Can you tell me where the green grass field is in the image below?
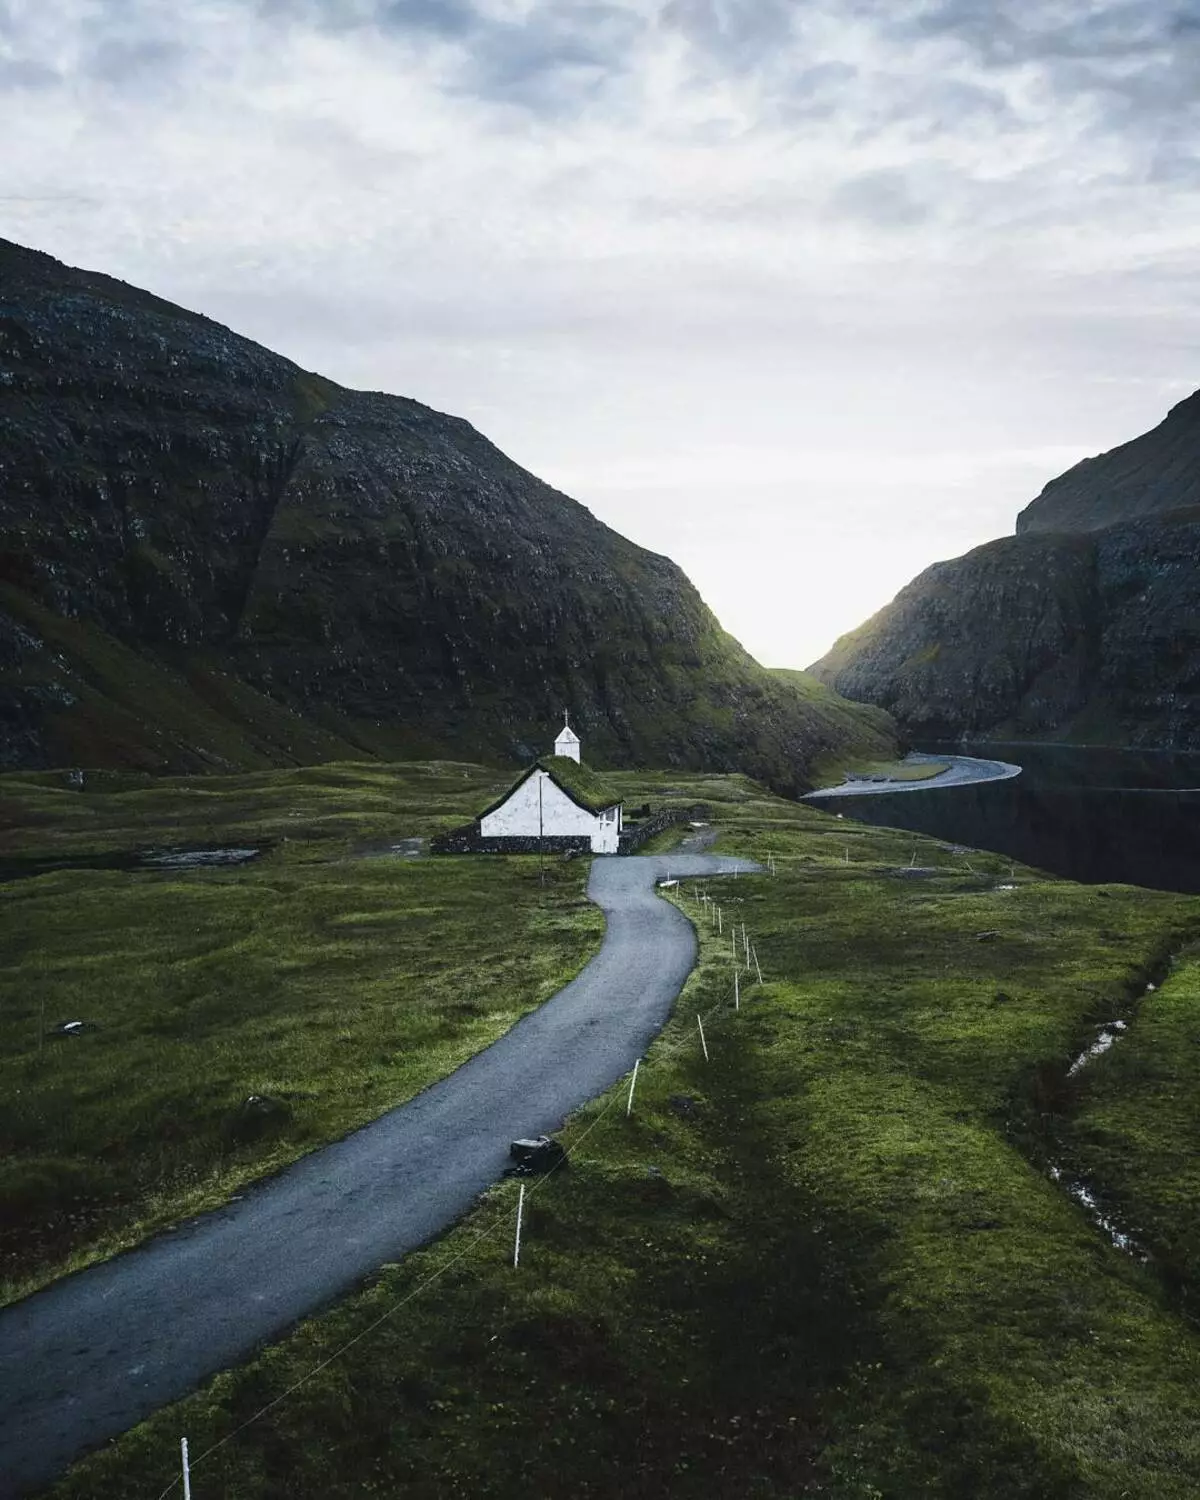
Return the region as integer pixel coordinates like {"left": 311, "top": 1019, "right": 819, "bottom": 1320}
{"left": 0, "top": 759, "right": 510, "bottom": 865}
{"left": 33, "top": 769, "right": 1200, "bottom": 1499}
{"left": 0, "top": 762, "right": 601, "bottom": 1304}
{"left": 1065, "top": 946, "right": 1200, "bottom": 1309}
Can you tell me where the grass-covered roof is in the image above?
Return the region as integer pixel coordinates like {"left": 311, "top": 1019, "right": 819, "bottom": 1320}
{"left": 476, "top": 756, "right": 621, "bottom": 821}
{"left": 535, "top": 756, "right": 621, "bottom": 814}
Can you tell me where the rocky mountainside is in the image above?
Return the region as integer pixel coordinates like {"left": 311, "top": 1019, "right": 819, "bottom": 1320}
{"left": 1017, "top": 388, "right": 1200, "bottom": 534}
{"left": 0, "top": 238, "right": 894, "bottom": 790}
{"left": 810, "top": 397, "right": 1200, "bottom": 750}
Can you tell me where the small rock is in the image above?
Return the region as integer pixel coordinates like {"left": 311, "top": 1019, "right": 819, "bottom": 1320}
{"left": 54, "top": 1019, "right": 97, "bottom": 1036}
{"left": 505, "top": 1136, "right": 567, "bottom": 1176}
{"left": 975, "top": 930, "right": 1002, "bottom": 942}
{"left": 227, "top": 1094, "right": 292, "bottom": 1145}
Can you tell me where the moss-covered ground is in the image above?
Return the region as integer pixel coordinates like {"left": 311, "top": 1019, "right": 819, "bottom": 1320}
{"left": 33, "top": 770, "right": 1200, "bottom": 1499}
{"left": 0, "top": 759, "right": 510, "bottom": 865}
{"left": 0, "top": 762, "right": 600, "bottom": 1304}
{"left": 1065, "top": 945, "right": 1200, "bottom": 1316}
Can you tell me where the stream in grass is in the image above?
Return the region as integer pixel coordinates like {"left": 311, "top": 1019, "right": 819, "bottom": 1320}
{"left": 818, "top": 745, "right": 1200, "bottom": 1260}
{"left": 1048, "top": 980, "right": 1161, "bottom": 1262}
{"left": 819, "top": 743, "right": 1200, "bottom": 894}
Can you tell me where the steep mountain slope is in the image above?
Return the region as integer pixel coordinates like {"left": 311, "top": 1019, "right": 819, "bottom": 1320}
{"left": 1018, "top": 389, "right": 1200, "bottom": 534}
{"left": 811, "top": 395, "right": 1200, "bottom": 749}
{"left": 0, "top": 238, "right": 894, "bottom": 788}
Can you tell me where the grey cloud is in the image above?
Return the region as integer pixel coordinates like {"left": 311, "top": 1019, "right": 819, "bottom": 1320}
{"left": 256, "top": 0, "right": 480, "bottom": 39}
{"left": 0, "top": 1, "right": 205, "bottom": 97}
{"left": 768, "top": 60, "right": 856, "bottom": 123}
{"left": 84, "top": 35, "right": 190, "bottom": 88}
{"left": 448, "top": 4, "right": 648, "bottom": 113}
{"left": 257, "top": 0, "right": 646, "bottom": 114}
{"left": 2, "top": 0, "right": 643, "bottom": 118}
{"left": 658, "top": 0, "right": 796, "bottom": 71}
{"left": 907, "top": 77, "right": 1017, "bottom": 134}
{"left": 895, "top": 0, "right": 1200, "bottom": 121}
{"left": 896, "top": 0, "right": 1165, "bottom": 65}
{"left": 0, "top": 56, "right": 61, "bottom": 89}
{"left": 830, "top": 168, "right": 930, "bottom": 229}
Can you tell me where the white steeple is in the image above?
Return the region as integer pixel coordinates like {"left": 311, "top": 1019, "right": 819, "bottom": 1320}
{"left": 554, "top": 714, "right": 581, "bottom": 763}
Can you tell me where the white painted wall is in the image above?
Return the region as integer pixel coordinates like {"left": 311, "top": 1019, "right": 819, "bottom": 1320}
{"left": 480, "top": 770, "right": 620, "bottom": 853}
{"left": 554, "top": 727, "right": 581, "bottom": 762}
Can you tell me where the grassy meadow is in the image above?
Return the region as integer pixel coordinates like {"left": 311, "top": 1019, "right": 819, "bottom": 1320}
{"left": 34, "top": 769, "right": 1200, "bottom": 1499}
{"left": 0, "top": 761, "right": 603, "bottom": 1303}
{"left": 0, "top": 758, "right": 511, "bottom": 865}
{"left": 1067, "top": 946, "right": 1200, "bottom": 1310}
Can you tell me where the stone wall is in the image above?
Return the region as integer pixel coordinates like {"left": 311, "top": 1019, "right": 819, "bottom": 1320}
{"left": 618, "top": 804, "right": 711, "bottom": 854}
{"left": 432, "top": 802, "right": 711, "bottom": 856}
{"left": 430, "top": 824, "right": 591, "bottom": 856}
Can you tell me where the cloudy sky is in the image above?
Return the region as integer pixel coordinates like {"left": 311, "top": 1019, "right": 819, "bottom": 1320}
{"left": 3, "top": 0, "right": 1198, "bottom": 665}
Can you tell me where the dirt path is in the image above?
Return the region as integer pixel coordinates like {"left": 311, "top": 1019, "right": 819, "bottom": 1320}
{"left": 0, "top": 851, "right": 756, "bottom": 1498}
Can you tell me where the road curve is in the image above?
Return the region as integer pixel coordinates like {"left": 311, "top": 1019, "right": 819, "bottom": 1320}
{"left": 803, "top": 752, "right": 1021, "bottom": 800}
{"left": 0, "top": 851, "right": 755, "bottom": 1498}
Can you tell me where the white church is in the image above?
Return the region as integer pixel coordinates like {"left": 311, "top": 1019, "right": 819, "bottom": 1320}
{"left": 477, "top": 719, "right": 624, "bottom": 854}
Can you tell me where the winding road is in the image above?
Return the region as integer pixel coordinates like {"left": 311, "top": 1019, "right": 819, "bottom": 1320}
{"left": 0, "top": 850, "right": 755, "bottom": 1498}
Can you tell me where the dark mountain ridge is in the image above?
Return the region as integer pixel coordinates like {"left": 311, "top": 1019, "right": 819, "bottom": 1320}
{"left": 0, "top": 238, "right": 893, "bottom": 788}
{"left": 1017, "top": 388, "right": 1200, "bottom": 535}
{"left": 810, "top": 393, "right": 1200, "bottom": 749}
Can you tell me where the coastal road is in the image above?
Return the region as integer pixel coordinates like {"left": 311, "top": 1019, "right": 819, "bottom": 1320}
{"left": 0, "top": 851, "right": 755, "bottom": 1498}
{"left": 803, "top": 752, "right": 1021, "bottom": 800}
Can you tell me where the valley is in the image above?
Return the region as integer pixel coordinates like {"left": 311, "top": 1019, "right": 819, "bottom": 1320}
{"left": 5, "top": 764, "right": 1200, "bottom": 1498}
{"left": 3, "top": 234, "right": 1200, "bottom": 1500}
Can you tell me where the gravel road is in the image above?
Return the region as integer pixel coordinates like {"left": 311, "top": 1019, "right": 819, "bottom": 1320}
{"left": 0, "top": 850, "right": 755, "bottom": 1497}
{"left": 803, "top": 753, "right": 1022, "bottom": 800}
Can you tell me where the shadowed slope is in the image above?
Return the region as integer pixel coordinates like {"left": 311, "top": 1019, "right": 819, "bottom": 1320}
{"left": 0, "top": 238, "right": 893, "bottom": 788}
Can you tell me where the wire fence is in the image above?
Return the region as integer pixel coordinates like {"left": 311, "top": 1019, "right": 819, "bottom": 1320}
{"left": 155, "top": 867, "right": 772, "bottom": 1498}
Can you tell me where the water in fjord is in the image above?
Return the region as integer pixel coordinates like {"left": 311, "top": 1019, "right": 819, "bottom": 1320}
{"left": 820, "top": 745, "right": 1200, "bottom": 894}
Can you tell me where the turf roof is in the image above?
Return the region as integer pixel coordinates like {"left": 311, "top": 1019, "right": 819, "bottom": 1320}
{"left": 535, "top": 756, "right": 621, "bottom": 815}
{"left": 476, "top": 757, "right": 621, "bottom": 821}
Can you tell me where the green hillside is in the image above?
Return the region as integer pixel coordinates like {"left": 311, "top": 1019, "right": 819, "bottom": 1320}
{"left": 6, "top": 763, "right": 1200, "bottom": 1497}
{"left": 0, "top": 236, "right": 895, "bottom": 790}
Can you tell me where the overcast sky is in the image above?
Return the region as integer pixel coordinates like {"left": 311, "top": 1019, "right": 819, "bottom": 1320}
{"left": 3, "top": 0, "right": 1199, "bottom": 665}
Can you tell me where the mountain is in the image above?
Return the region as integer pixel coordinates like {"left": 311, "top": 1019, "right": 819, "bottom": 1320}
{"left": 1017, "top": 389, "right": 1200, "bottom": 534}
{"left": 0, "top": 238, "right": 894, "bottom": 790}
{"left": 809, "top": 395, "right": 1200, "bottom": 750}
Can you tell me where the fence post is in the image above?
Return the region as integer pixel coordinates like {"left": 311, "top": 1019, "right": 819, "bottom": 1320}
{"left": 181, "top": 1438, "right": 192, "bottom": 1500}
{"left": 626, "top": 1058, "right": 640, "bottom": 1118}
{"left": 697, "top": 1014, "right": 709, "bottom": 1061}
{"left": 513, "top": 1184, "right": 525, "bottom": 1268}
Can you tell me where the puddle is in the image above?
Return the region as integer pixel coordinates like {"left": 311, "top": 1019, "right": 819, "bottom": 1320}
{"left": 355, "top": 836, "right": 428, "bottom": 861}
{"left": 0, "top": 846, "right": 264, "bottom": 881}
{"left": 138, "top": 847, "right": 261, "bottom": 869}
